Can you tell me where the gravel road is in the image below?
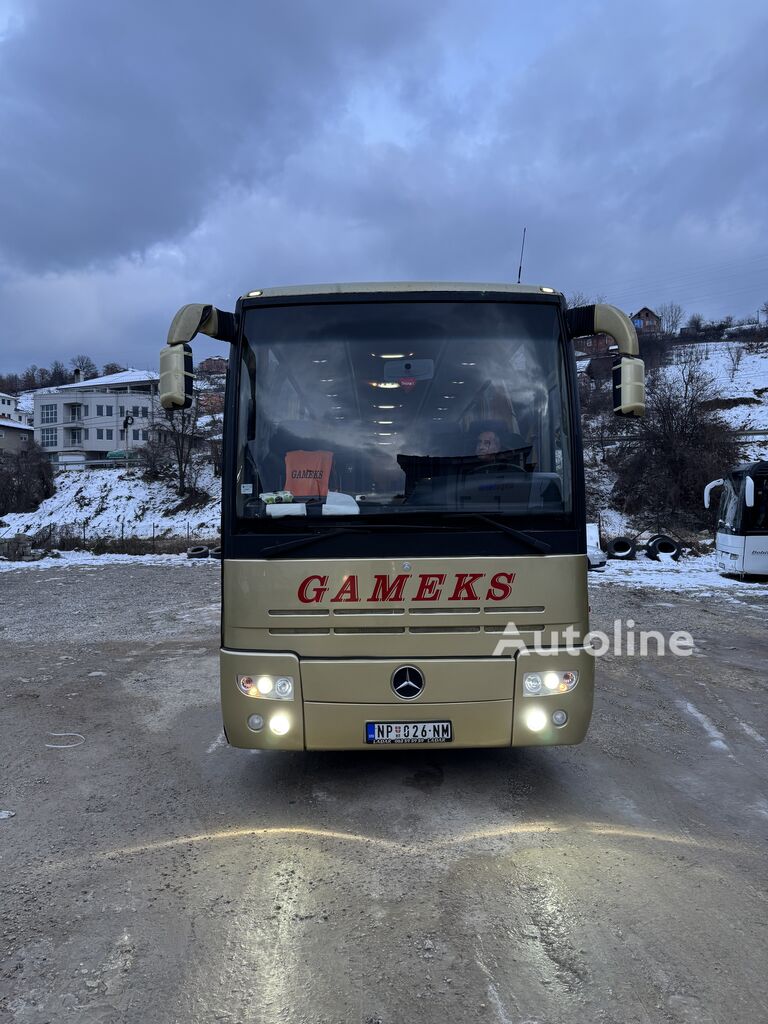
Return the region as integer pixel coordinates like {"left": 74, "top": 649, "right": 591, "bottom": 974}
{"left": 1, "top": 561, "right": 767, "bottom": 1024}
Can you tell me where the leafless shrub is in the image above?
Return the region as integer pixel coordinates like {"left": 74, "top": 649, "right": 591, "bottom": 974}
{"left": 610, "top": 359, "right": 744, "bottom": 531}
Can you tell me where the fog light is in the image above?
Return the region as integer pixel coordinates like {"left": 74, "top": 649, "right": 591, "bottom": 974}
{"left": 523, "top": 673, "right": 542, "bottom": 695}
{"left": 525, "top": 708, "right": 547, "bottom": 732}
{"left": 247, "top": 714, "right": 264, "bottom": 732}
{"left": 552, "top": 709, "right": 568, "bottom": 727}
{"left": 256, "top": 675, "right": 274, "bottom": 695}
{"left": 275, "top": 676, "right": 293, "bottom": 698}
{"left": 269, "top": 712, "right": 291, "bottom": 736}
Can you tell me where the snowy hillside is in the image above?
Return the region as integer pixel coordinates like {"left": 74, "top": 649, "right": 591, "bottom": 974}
{"left": 671, "top": 342, "right": 768, "bottom": 434}
{"left": 0, "top": 466, "right": 221, "bottom": 540}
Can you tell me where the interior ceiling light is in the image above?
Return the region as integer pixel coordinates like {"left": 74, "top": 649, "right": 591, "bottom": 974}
{"left": 313, "top": 359, "right": 327, "bottom": 364}
{"left": 380, "top": 353, "right": 405, "bottom": 359}
{"left": 451, "top": 380, "right": 465, "bottom": 384}
{"left": 461, "top": 362, "right": 475, "bottom": 366}
{"left": 376, "top": 404, "right": 396, "bottom": 409}
{"left": 370, "top": 382, "right": 400, "bottom": 389}
{"left": 376, "top": 420, "right": 393, "bottom": 424}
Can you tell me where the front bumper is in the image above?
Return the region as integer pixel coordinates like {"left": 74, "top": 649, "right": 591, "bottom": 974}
{"left": 219, "top": 649, "right": 594, "bottom": 751}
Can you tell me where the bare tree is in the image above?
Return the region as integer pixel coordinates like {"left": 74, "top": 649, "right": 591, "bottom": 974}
{"left": 102, "top": 362, "right": 126, "bottom": 376}
{"left": 685, "top": 313, "right": 704, "bottom": 335}
{"left": 725, "top": 341, "right": 743, "bottom": 379}
{"left": 0, "top": 442, "right": 55, "bottom": 515}
{"left": 70, "top": 354, "right": 98, "bottom": 380}
{"left": 610, "top": 358, "right": 743, "bottom": 529}
{"left": 657, "top": 301, "right": 684, "bottom": 336}
{"left": 566, "top": 291, "right": 607, "bottom": 309}
{"left": 48, "top": 360, "right": 69, "bottom": 386}
{"left": 155, "top": 399, "right": 205, "bottom": 497}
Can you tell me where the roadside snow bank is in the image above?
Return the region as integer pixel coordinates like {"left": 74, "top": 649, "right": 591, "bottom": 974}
{"left": 0, "top": 550, "right": 220, "bottom": 572}
{"left": 0, "top": 466, "right": 221, "bottom": 539}
{"left": 591, "top": 552, "right": 766, "bottom": 595}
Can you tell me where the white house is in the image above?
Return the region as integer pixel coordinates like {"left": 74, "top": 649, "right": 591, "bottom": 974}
{"left": 0, "top": 391, "right": 33, "bottom": 426}
{"left": 33, "top": 368, "right": 160, "bottom": 465}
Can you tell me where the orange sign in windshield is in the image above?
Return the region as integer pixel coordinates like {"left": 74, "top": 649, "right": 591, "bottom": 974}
{"left": 284, "top": 450, "right": 333, "bottom": 498}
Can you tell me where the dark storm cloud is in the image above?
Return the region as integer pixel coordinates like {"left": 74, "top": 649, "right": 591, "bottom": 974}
{"left": 0, "top": 0, "right": 450, "bottom": 270}
{"left": 1, "top": 0, "right": 767, "bottom": 373}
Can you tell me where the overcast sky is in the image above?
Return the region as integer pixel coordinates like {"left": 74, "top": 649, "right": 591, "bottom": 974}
{"left": 1, "top": 0, "right": 766, "bottom": 373}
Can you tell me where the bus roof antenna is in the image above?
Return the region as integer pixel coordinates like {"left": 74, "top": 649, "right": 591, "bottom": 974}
{"left": 517, "top": 227, "right": 527, "bottom": 285}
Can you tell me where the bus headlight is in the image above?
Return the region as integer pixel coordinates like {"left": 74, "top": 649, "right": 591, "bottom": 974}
{"left": 275, "top": 676, "right": 294, "bottom": 698}
{"left": 523, "top": 673, "right": 542, "bottom": 694}
{"left": 238, "top": 674, "right": 295, "bottom": 700}
{"left": 523, "top": 670, "right": 578, "bottom": 695}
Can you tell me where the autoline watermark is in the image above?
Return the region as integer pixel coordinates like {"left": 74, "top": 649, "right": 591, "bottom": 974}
{"left": 492, "top": 619, "right": 695, "bottom": 658}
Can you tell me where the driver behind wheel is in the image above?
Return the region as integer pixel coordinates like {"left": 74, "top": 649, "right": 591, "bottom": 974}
{"left": 475, "top": 428, "right": 502, "bottom": 458}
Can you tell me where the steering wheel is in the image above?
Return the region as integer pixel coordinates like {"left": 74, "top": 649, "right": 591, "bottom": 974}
{"left": 464, "top": 457, "right": 526, "bottom": 475}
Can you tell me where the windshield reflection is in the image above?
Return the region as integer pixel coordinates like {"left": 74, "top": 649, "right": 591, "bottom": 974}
{"left": 236, "top": 301, "right": 572, "bottom": 520}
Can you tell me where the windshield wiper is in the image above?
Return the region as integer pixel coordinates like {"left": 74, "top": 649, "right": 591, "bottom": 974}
{"left": 442, "top": 513, "right": 551, "bottom": 554}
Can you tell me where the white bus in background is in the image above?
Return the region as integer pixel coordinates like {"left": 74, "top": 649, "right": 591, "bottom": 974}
{"left": 705, "top": 461, "right": 768, "bottom": 577}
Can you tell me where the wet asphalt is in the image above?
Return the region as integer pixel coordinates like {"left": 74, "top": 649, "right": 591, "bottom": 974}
{"left": 1, "top": 562, "right": 767, "bottom": 1024}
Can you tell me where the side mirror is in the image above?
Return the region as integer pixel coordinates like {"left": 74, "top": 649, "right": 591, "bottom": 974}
{"left": 567, "top": 302, "right": 645, "bottom": 416}
{"left": 160, "top": 302, "right": 235, "bottom": 410}
{"left": 160, "top": 342, "right": 194, "bottom": 410}
{"left": 167, "top": 303, "right": 237, "bottom": 346}
{"left": 745, "top": 476, "right": 755, "bottom": 508}
{"left": 612, "top": 356, "right": 645, "bottom": 416}
{"left": 704, "top": 478, "right": 724, "bottom": 509}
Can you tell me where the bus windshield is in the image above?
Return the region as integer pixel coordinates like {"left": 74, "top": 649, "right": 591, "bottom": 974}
{"left": 235, "top": 300, "right": 573, "bottom": 521}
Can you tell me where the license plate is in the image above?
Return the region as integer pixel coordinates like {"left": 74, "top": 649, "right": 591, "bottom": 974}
{"left": 365, "top": 721, "right": 452, "bottom": 744}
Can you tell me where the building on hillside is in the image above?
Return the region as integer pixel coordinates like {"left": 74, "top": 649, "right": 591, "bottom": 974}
{"left": 0, "top": 391, "right": 33, "bottom": 426}
{"left": 0, "top": 418, "right": 33, "bottom": 454}
{"left": 573, "top": 332, "right": 618, "bottom": 357}
{"left": 197, "top": 356, "right": 228, "bottom": 374}
{"left": 630, "top": 307, "right": 661, "bottom": 334}
{"left": 32, "top": 368, "right": 160, "bottom": 465}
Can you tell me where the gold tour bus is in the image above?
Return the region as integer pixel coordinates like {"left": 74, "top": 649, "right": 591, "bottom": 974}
{"left": 159, "top": 283, "right": 644, "bottom": 751}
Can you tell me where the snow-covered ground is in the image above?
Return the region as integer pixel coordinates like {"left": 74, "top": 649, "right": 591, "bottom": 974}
{"left": 0, "top": 550, "right": 221, "bottom": 572}
{"left": 2, "top": 542, "right": 764, "bottom": 609}
{"left": 0, "top": 466, "right": 221, "bottom": 539}
{"left": 591, "top": 551, "right": 767, "bottom": 601}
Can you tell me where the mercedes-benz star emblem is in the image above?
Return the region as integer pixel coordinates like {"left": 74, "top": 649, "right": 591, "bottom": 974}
{"left": 391, "top": 665, "right": 425, "bottom": 700}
